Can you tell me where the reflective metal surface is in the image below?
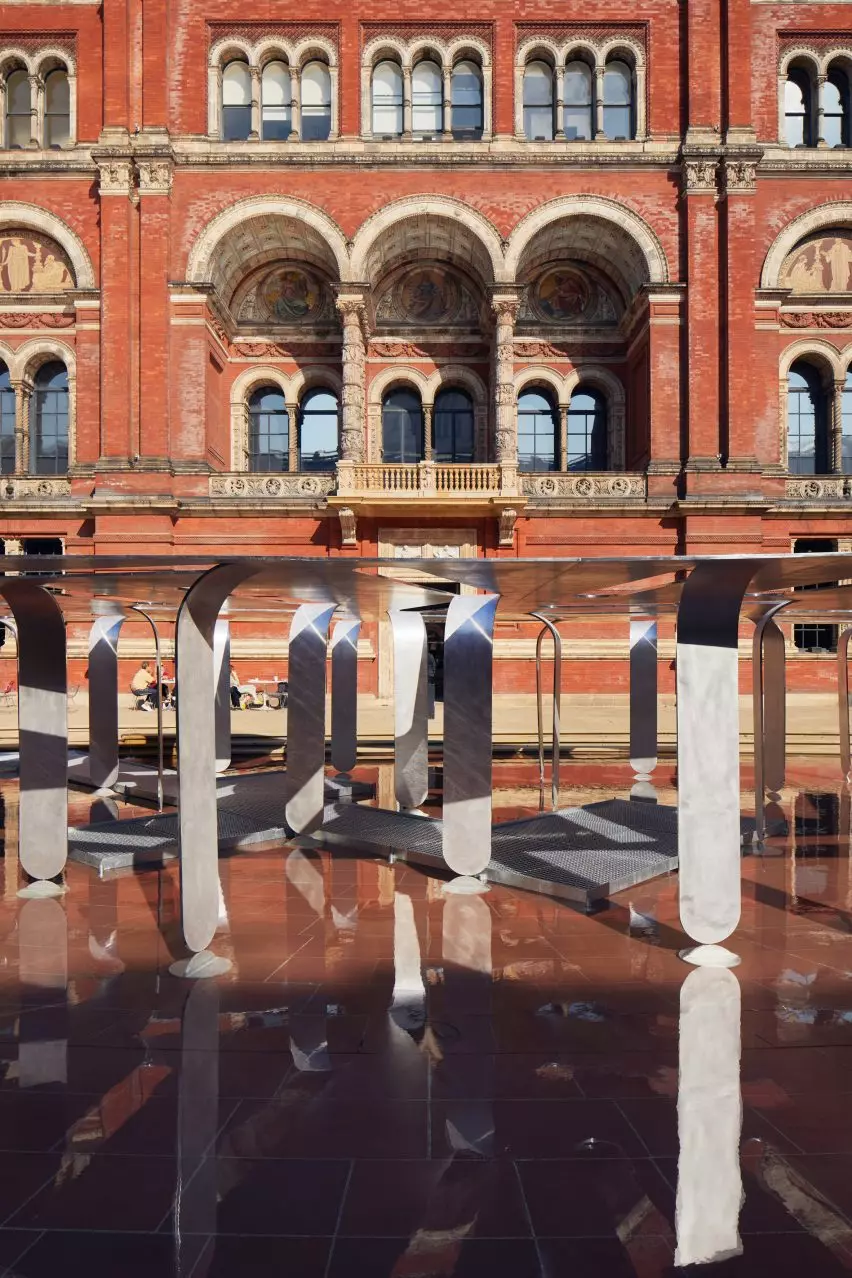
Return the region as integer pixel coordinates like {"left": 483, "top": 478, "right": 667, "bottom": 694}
{"left": 285, "top": 602, "right": 337, "bottom": 835}
{"left": 389, "top": 610, "right": 429, "bottom": 811}
{"left": 330, "top": 617, "right": 360, "bottom": 774}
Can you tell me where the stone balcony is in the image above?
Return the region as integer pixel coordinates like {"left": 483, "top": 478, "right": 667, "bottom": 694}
{"left": 336, "top": 461, "right": 504, "bottom": 498}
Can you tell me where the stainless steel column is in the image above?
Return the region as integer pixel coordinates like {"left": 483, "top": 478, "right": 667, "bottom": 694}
{"left": 87, "top": 612, "right": 125, "bottom": 790}
{"left": 285, "top": 601, "right": 337, "bottom": 834}
{"left": 629, "top": 616, "right": 658, "bottom": 783}
{"left": 443, "top": 593, "right": 499, "bottom": 876}
{"left": 213, "top": 616, "right": 231, "bottom": 774}
{"left": 531, "top": 612, "right": 562, "bottom": 810}
{"left": 676, "top": 562, "right": 756, "bottom": 946}
{"left": 130, "top": 604, "right": 165, "bottom": 812}
{"left": 330, "top": 617, "right": 360, "bottom": 774}
{"left": 0, "top": 581, "right": 68, "bottom": 885}
{"left": 389, "top": 609, "right": 429, "bottom": 810}
{"left": 752, "top": 607, "right": 787, "bottom": 841}
{"left": 839, "top": 627, "right": 852, "bottom": 781}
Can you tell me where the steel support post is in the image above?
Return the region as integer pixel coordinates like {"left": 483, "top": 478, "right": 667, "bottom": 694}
{"left": 330, "top": 617, "right": 360, "bottom": 774}
{"left": 531, "top": 613, "right": 562, "bottom": 810}
{"left": 285, "top": 602, "right": 337, "bottom": 834}
{"left": 87, "top": 612, "right": 125, "bottom": 790}
{"left": 213, "top": 617, "right": 231, "bottom": 774}
{"left": 389, "top": 609, "right": 429, "bottom": 810}
{"left": 629, "top": 616, "right": 658, "bottom": 784}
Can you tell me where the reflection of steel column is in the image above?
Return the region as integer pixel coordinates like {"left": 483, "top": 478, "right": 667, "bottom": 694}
{"left": 752, "top": 607, "right": 787, "bottom": 841}
{"left": 442, "top": 891, "right": 494, "bottom": 1155}
{"left": 677, "top": 562, "right": 757, "bottom": 945}
{"left": 88, "top": 612, "right": 125, "bottom": 790}
{"left": 130, "top": 604, "right": 165, "bottom": 811}
{"left": 0, "top": 581, "right": 68, "bottom": 883}
{"left": 18, "top": 897, "right": 68, "bottom": 1088}
{"left": 531, "top": 613, "right": 562, "bottom": 810}
{"left": 443, "top": 594, "right": 499, "bottom": 876}
{"left": 285, "top": 602, "right": 336, "bottom": 834}
{"left": 331, "top": 617, "right": 360, "bottom": 774}
{"left": 629, "top": 616, "right": 658, "bottom": 781}
{"left": 174, "top": 981, "right": 219, "bottom": 1272}
{"left": 839, "top": 627, "right": 852, "bottom": 781}
{"left": 389, "top": 610, "right": 429, "bottom": 810}
{"left": 213, "top": 617, "right": 230, "bottom": 774}
{"left": 675, "top": 966, "right": 742, "bottom": 1266}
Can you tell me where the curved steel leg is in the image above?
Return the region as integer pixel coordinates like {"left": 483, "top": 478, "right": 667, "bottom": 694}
{"left": 130, "top": 604, "right": 165, "bottom": 812}
{"left": 331, "top": 617, "right": 360, "bottom": 774}
{"left": 839, "top": 628, "right": 852, "bottom": 782}
{"left": 443, "top": 593, "right": 499, "bottom": 877}
{"left": 629, "top": 616, "right": 658, "bottom": 781}
{"left": 389, "top": 610, "right": 429, "bottom": 810}
{"left": 0, "top": 581, "right": 68, "bottom": 883}
{"left": 88, "top": 613, "right": 125, "bottom": 790}
{"left": 285, "top": 602, "right": 337, "bottom": 834}
{"left": 676, "top": 561, "right": 758, "bottom": 945}
{"left": 751, "top": 606, "right": 787, "bottom": 843}
{"left": 531, "top": 613, "right": 562, "bottom": 810}
{"left": 213, "top": 617, "right": 231, "bottom": 774}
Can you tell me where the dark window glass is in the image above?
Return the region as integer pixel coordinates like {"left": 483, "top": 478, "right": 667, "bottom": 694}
{"left": 564, "top": 60, "right": 592, "bottom": 140}
{"left": 451, "top": 61, "right": 483, "bottom": 139}
{"left": 788, "top": 363, "right": 829, "bottom": 474}
{"left": 372, "top": 61, "right": 403, "bottom": 136}
{"left": 301, "top": 61, "right": 332, "bottom": 141}
{"left": 823, "top": 70, "right": 850, "bottom": 148}
{"left": 518, "top": 389, "right": 557, "bottom": 471}
{"left": 0, "top": 363, "right": 14, "bottom": 475}
{"left": 412, "top": 60, "right": 442, "bottom": 137}
{"left": 44, "top": 69, "right": 70, "bottom": 148}
{"left": 299, "top": 388, "right": 338, "bottom": 470}
{"left": 567, "top": 388, "right": 608, "bottom": 470}
{"left": 222, "top": 61, "right": 252, "bottom": 141}
{"left": 433, "top": 388, "right": 475, "bottom": 462}
{"left": 248, "top": 386, "right": 289, "bottom": 471}
{"left": 382, "top": 388, "right": 423, "bottom": 463}
{"left": 842, "top": 372, "right": 852, "bottom": 474}
{"left": 5, "top": 69, "right": 31, "bottom": 149}
{"left": 784, "top": 69, "right": 813, "bottom": 147}
{"left": 261, "top": 61, "right": 291, "bottom": 141}
{"left": 32, "top": 362, "right": 68, "bottom": 475}
{"left": 523, "top": 62, "right": 554, "bottom": 141}
{"left": 603, "top": 59, "right": 634, "bottom": 140}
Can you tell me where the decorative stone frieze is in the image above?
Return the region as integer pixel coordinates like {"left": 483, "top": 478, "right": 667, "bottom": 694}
{"left": 1, "top": 476, "right": 72, "bottom": 500}
{"left": 522, "top": 472, "right": 646, "bottom": 499}
{"left": 785, "top": 476, "right": 851, "bottom": 501}
{"left": 781, "top": 312, "right": 852, "bottom": 329}
{"left": 0, "top": 312, "right": 73, "bottom": 328}
{"left": 209, "top": 473, "right": 335, "bottom": 498}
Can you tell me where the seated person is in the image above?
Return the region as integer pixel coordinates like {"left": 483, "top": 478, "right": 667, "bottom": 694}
{"left": 229, "top": 664, "right": 242, "bottom": 709}
{"left": 130, "top": 661, "right": 157, "bottom": 709}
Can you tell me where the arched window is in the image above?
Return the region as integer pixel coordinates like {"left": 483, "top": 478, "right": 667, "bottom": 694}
{"left": 248, "top": 386, "right": 289, "bottom": 471}
{"left": 382, "top": 388, "right": 424, "bottom": 463}
{"left": 299, "top": 388, "right": 339, "bottom": 470}
{"left": 372, "top": 60, "right": 403, "bottom": 137}
{"left": 567, "top": 387, "right": 608, "bottom": 470}
{"left": 523, "top": 61, "right": 554, "bottom": 141}
{"left": 787, "top": 362, "right": 829, "bottom": 474}
{"left": 221, "top": 61, "right": 252, "bottom": 141}
{"left": 31, "top": 362, "right": 68, "bottom": 475}
{"left": 784, "top": 67, "right": 814, "bottom": 147}
{"left": 5, "top": 69, "right": 31, "bottom": 149}
{"left": 824, "top": 68, "right": 850, "bottom": 148}
{"left": 412, "top": 60, "right": 443, "bottom": 137}
{"left": 564, "top": 60, "right": 593, "bottom": 140}
{"left": 0, "top": 363, "right": 14, "bottom": 474}
{"left": 451, "top": 60, "right": 483, "bottom": 139}
{"left": 44, "top": 69, "right": 70, "bottom": 148}
{"left": 434, "top": 388, "right": 475, "bottom": 462}
{"left": 842, "top": 372, "right": 852, "bottom": 474}
{"left": 301, "top": 61, "right": 332, "bottom": 141}
{"left": 261, "top": 61, "right": 291, "bottom": 141}
{"left": 603, "top": 59, "right": 634, "bottom": 140}
{"left": 518, "top": 388, "right": 558, "bottom": 471}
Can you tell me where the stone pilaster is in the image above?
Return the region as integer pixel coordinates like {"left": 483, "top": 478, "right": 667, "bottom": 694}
{"left": 335, "top": 293, "right": 367, "bottom": 464}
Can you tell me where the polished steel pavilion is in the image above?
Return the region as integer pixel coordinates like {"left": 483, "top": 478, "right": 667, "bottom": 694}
{"left": 2, "top": 552, "right": 852, "bottom": 972}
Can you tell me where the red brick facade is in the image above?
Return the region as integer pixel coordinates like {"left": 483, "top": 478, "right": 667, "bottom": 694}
{"left": 0, "top": 0, "right": 851, "bottom": 693}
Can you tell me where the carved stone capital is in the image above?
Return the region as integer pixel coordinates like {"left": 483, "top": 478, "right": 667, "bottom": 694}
{"left": 97, "top": 159, "right": 134, "bottom": 196}
{"left": 497, "top": 507, "right": 518, "bottom": 547}
{"left": 723, "top": 159, "right": 758, "bottom": 193}
{"left": 490, "top": 293, "right": 521, "bottom": 326}
{"left": 338, "top": 506, "right": 357, "bottom": 546}
{"left": 681, "top": 157, "right": 719, "bottom": 195}
{"left": 136, "top": 158, "right": 173, "bottom": 194}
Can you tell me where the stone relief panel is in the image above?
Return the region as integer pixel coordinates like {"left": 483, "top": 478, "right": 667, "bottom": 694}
{"left": 374, "top": 264, "right": 480, "bottom": 329}
{"left": 519, "top": 262, "right": 618, "bottom": 327}
{"left": 781, "top": 232, "right": 852, "bottom": 294}
{"left": 232, "top": 264, "right": 334, "bottom": 326}
{"left": 0, "top": 232, "right": 74, "bottom": 294}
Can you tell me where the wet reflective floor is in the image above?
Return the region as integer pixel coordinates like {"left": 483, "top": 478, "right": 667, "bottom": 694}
{"left": 0, "top": 759, "right": 850, "bottom": 1274}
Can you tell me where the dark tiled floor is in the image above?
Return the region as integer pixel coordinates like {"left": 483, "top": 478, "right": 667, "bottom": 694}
{"left": 0, "top": 760, "right": 851, "bottom": 1274}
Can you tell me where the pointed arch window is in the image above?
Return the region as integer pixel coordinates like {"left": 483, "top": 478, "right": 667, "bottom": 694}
{"left": 299, "top": 388, "right": 339, "bottom": 470}
{"left": 5, "top": 69, "right": 31, "bottom": 149}
{"left": 301, "top": 61, "right": 332, "bottom": 141}
{"left": 382, "top": 388, "right": 423, "bottom": 463}
{"left": 261, "top": 61, "right": 291, "bottom": 141}
{"left": 603, "top": 59, "right": 634, "bottom": 140}
{"left": 248, "top": 386, "right": 289, "bottom": 471}
{"left": 523, "top": 61, "right": 554, "bottom": 141}
{"left": 567, "top": 387, "right": 608, "bottom": 470}
{"left": 564, "top": 60, "right": 593, "bottom": 140}
{"left": 0, "top": 363, "right": 14, "bottom": 474}
{"left": 412, "top": 60, "right": 443, "bottom": 137}
{"left": 784, "top": 67, "right": 814, "bottom": 147}
{"left": 451, "top": 60, "right": 483, "bottom": 139}
{"left": 824, "top": 68, "right": 850, "bottom": 148}
{"left": 434, "top": 388, "right": 475, "bottom": 462}
{"left": 518, "top": 388, "right": 558, "bottom": 471}
{"left": 32, "top": 362, "right": 68, "bottom": 475}
{"left": 787, "top": 362, "right": 829, "bottom": 474}
{"left": 222, "top": 61, "right": 252, "bottom": 141}
{"left": 44, "top": 69, "right": 70, "bottom": 148}
{"left": 372, "top": 60, "right": 403, "bottom": 137}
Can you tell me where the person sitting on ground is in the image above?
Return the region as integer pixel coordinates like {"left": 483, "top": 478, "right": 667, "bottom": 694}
{"left": 130, "top": 660, "right": 158, "bottom": 710}
{"left": 229, "top": 664, "right": 242, "bottom": 709}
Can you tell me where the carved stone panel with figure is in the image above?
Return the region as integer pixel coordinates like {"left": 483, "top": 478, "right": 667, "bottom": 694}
{"left": 0, "top": 232, "right": 74, "bottom": 294}
{"left": 781, "top": 232, "right": 852, "bottom": 294}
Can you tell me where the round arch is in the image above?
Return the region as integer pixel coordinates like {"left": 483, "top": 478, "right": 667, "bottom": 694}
{"left": 425, "top": 364, "right": 488, "bottom": 406}
{"left": 289, "top": 366, "right": 343, "bottom": 402}
{"left": 367, "top": 365, "right": 429, "bottom": 405}
{"left": 504, "top": 195, "right": 669, "bottom": 287}
{"left": 762, "top": 202, "right": 852, "bottom": 288}
{"left": 185, "top": 196, "right": 350, "bottom": 285}
{"left": 16, "top": 337, "right": 76, "bottom": 382}
{"left": 779, "top": 339, "right": 844, "bottom": 382}
{"left": 349, "top": 195, "right": 505, "bottom": 286}
{"left": 228, "top": 365, "right": 293, "bottom": 406}
{"left": 514, "top": 366, "right": 569, "bottom": 405}
{"left": 0, "top": 203, "right": 94, "bottom": 289}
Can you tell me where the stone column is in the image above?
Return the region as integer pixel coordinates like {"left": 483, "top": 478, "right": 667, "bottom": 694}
{"left": 29, "top": 75, "right": 40, "bottom": 148}
{"left": 594, "top": 66, "right": 605, "bottom": 138}
{"left": 287, "top": 399, "right": 299, "bottom": 472}
{"left": 555, "top": 66, "right": 565, "bottom": 140}
{"left": 490, "top": 294, "right": 520, "bottom": 482}
{"left": 817, "top": 76, "right": 828, "bottom": 147}
{"left": 290, "top": 67, "right": 301, "bottom": 142}
{"left": 12, "top": 379, "right": 31, "bottom": 474}
{"left": 832, "top": 377, "right": 846, "bottom": 473}
{"left": 442, "top": 68, "right": 452, "bottom": 140}
{"left": 250, "top": 67, "right": 260, "bottom": 140}
{"left": 422, "top": 405, "right": 433, "bottom": 461}
{"left": 335, "top": 294, "right": 367, "bottom": 464}
{"left": 558, "top": 405, "right": 568, "bottom": 471}
{"left": 402, "top": 65, "right": 413, "bottom": 139}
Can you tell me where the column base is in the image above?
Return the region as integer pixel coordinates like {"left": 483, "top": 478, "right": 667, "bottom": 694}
{"left": 168, "top": 951, "right": 233, "bottom": 979}
{"left": 17, "top": 879, "right": 67, "bottom": 900}
{"left": 678, "top": 944, "right": 741, "bottom": 969}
